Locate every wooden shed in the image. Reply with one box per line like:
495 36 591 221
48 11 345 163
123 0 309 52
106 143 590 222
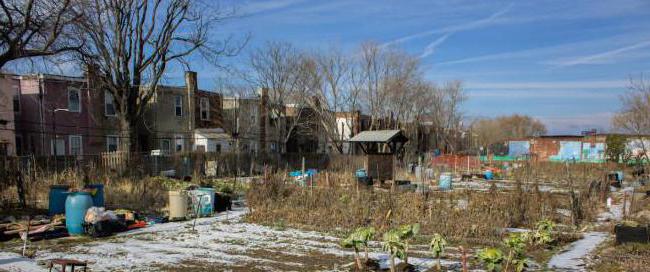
349 130 408 181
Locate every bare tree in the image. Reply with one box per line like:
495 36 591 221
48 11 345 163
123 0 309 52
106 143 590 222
613 76 650 160
471 114 546 150
428 80 466 153
78 0 243 150
304 47 350 153
0 0 83 69
249 41 314 152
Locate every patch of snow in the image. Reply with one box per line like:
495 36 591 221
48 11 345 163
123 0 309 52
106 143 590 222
0 252 43 272
0 207 452 271
547 232 608 271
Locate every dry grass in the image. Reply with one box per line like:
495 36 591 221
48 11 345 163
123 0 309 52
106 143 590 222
590 242 650 272
245 172 601 243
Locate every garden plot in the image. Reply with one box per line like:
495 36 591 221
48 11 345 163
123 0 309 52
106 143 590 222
0 207 454 271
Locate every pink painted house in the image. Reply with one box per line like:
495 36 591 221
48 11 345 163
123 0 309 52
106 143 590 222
14 74 120 156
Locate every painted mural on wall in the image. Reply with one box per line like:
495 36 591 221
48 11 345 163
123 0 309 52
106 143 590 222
508 141 530 158
582 142 605 162
549 141 582 161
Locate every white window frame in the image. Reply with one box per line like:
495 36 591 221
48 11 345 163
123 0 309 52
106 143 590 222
174 134 184 152
106 135 119 152
68 88 81 112
104 91 116 117
174 95 183 117
200 97 209 120
51 138 65 155
69 135 83 155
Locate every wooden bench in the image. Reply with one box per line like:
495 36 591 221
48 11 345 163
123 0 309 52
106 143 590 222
48 259 88 272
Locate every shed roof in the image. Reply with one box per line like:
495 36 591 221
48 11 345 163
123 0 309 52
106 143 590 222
349 130 407 143
195 128 231 140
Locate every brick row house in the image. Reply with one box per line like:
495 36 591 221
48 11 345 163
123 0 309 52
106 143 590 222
3 71 228 157
13 74 120 156
2 70 376 157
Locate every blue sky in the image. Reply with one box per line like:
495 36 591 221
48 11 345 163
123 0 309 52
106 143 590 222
9 0 650 134
194 0 650 134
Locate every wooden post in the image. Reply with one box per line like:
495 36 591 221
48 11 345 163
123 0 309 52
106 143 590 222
623 192 628 220
326 171 330 187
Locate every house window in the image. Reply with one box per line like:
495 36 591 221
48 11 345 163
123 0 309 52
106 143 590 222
0 143 7 156
68 88 81 112
13 84 20 113
69 135 82 155
175 135 184 152
13 94 19 112
174 95 182 117
200 97 209 120
216 144 221 153
105 91 116 116
15 135 22 155
106 135 119 152
161 139 171 153
51 138 65 155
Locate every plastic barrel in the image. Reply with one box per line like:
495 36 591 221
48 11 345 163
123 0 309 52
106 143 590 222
439 172 452 191
484 170 494 180
65 192 94 235
355 169 367 178
198 187 215 216
190 188 214 217
84 184 105 207
615 171 624 182
168 191 188 221
48 185 70 216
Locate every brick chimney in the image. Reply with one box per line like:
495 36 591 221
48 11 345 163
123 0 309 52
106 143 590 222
259 87 269 152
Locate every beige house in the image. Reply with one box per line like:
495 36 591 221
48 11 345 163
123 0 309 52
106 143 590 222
144 72 224 154
0 74 19 156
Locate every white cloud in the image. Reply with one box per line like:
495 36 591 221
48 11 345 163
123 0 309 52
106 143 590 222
419 34 450 58
239 0 305 15
382 3 514 49
537 112 615 134
547 40 650 67
467 80 628 90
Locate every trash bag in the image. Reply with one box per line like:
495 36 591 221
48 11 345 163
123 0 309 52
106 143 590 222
84 207 117 224
84 220 127 237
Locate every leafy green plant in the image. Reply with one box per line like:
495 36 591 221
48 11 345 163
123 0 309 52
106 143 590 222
341 227 376 270
532 219 555 246
503 233 528 272
383 229 406 272
395 223 420 263
381 224 420 272
430 233 448 271
477 247 504 272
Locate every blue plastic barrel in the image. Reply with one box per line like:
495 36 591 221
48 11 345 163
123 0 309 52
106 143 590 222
193 188 215 216
439 172 452 190
48 185 70 216
355 169 367 178
484 170 494 180
84 184 105 207
65 192 94 235
615 171 624 182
